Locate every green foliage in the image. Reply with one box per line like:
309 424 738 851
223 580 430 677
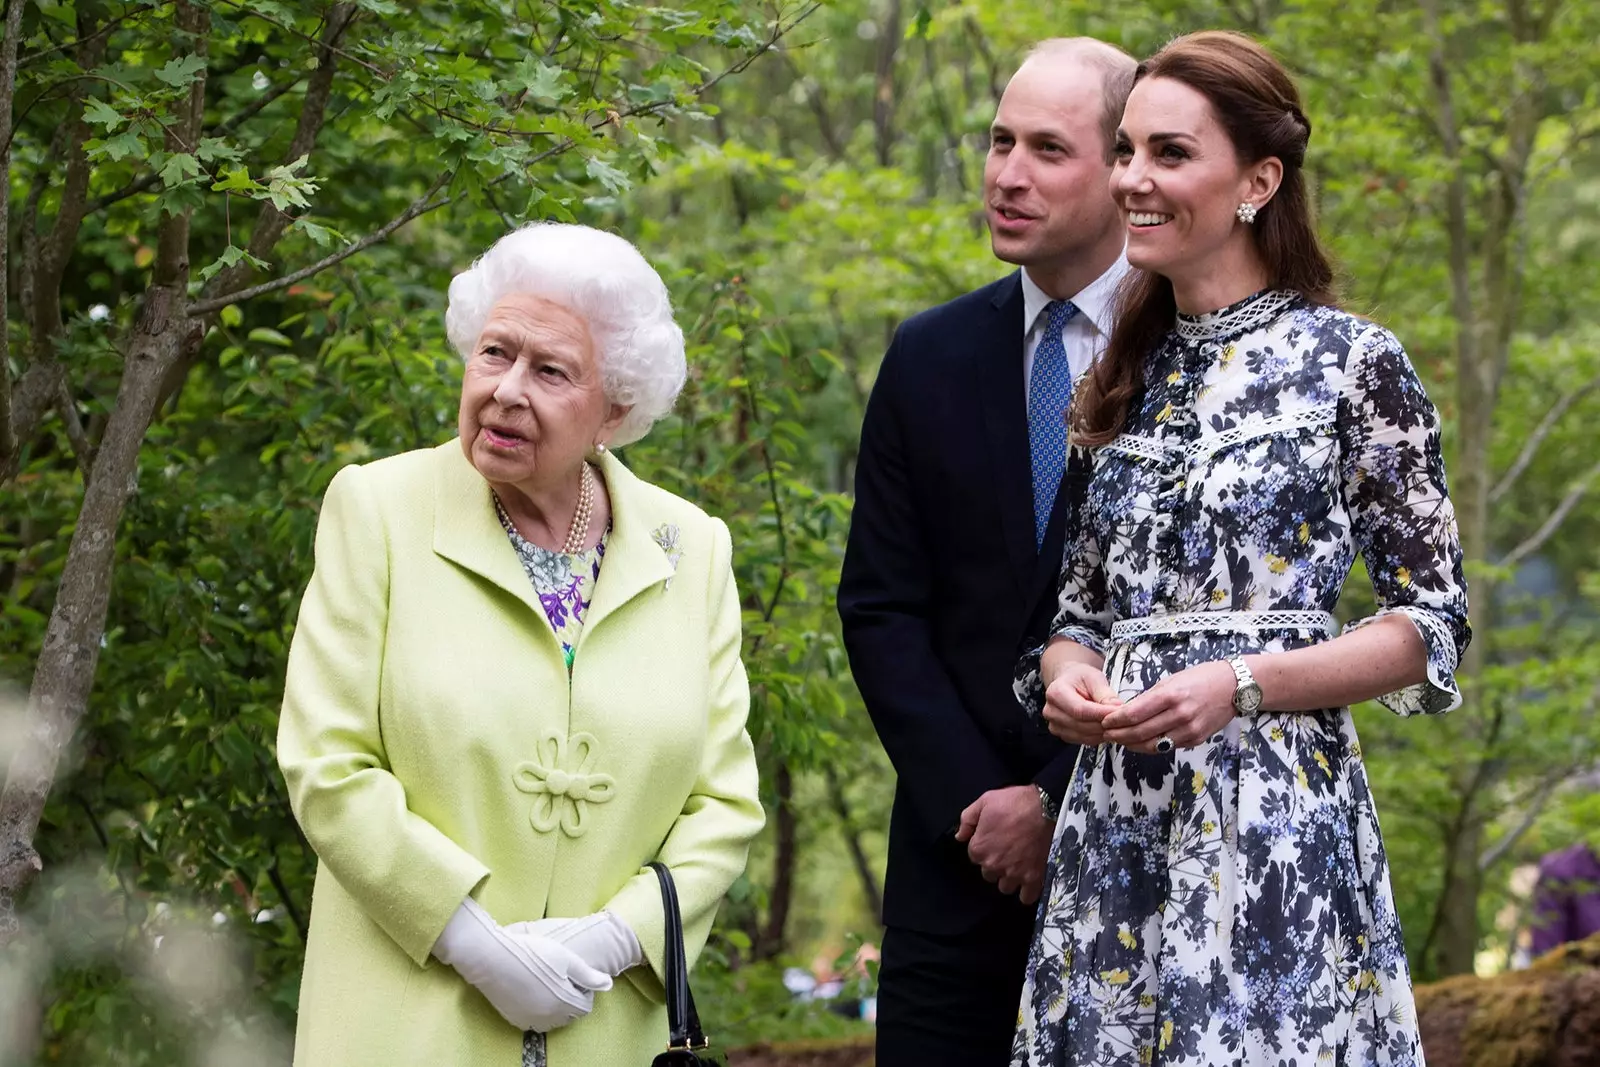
4 0 1600 1057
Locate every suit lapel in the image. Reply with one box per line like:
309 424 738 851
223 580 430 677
978 271 1038 596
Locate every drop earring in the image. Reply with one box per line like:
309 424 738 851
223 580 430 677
1236 202 1258 224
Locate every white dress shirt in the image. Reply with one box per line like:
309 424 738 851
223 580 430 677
1020 255 1130 406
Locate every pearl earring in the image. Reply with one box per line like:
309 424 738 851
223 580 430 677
1236 202 1258 224
594 442 607 455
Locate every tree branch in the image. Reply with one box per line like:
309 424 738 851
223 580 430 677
1479 774 1564 873
186 5 817 320
186 170 453 317
4 16 110 474
1500 457 1600 569
0 0 29 474
56 376 93 480
1479 678 1600 872
919 30 968 194
1490 373 1600 502
777 50 844 160
86 71 310 215
199 3 358 303
214 0 385 77
17 4 157 68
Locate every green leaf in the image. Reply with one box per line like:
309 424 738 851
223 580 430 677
585 156 630 195
220 304 243 328
211 165 259 194
157 152 202 188
195 137 243 164
89 130 145 163
197 244 270 283
512 57 568 104
83 99 125 130
247 328 292 348
264 154 318 211
289 217 340 247
153 54 208 89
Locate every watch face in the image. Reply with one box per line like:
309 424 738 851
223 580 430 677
1236 683 1264 714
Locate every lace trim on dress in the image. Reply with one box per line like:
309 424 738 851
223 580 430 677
1175 289 1303 343
1103 404 1338 465
1191 404 1338 461
1102 433 1169 463
1110 609 1338 641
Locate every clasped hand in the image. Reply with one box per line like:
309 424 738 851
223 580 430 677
433 899 638 1032
954 785 1052 904
1042 660 1237 753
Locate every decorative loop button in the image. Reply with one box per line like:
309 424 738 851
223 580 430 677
513 732 615 838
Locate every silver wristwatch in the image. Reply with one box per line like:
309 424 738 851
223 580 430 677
1228 656 1263 714
1036 784 1061 822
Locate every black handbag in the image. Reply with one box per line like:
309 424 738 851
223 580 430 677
648 862 724 1066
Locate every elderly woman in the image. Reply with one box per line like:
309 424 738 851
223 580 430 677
277 222 764 1067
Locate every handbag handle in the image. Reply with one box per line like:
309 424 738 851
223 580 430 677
648 862 708 1050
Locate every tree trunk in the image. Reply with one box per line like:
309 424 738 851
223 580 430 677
870 0 901 167
0 0 210 941
825 766 882 925
0 0 25 468
756 761 797 960
0 289 193 939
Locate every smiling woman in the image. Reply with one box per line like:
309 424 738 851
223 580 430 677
276 223 764 1067
1010 32 1469 1067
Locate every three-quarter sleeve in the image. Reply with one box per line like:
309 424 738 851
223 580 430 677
277 464 490 966
1013 454 1114 717
602 517 764 1001
1337 325 1471 715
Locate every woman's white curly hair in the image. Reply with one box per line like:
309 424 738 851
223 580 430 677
445 222 687 448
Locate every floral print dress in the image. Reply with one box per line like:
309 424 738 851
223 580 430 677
493 497 607 1067
1010 290 1470 1067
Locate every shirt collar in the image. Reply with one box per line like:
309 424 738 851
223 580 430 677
1020 253 1130 340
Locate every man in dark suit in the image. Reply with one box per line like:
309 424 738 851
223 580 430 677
838 39 1136 1065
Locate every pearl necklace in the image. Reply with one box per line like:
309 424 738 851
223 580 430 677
561 461 596 555
493 461 596 556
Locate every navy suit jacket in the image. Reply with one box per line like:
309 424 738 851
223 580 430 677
839 272 1082 935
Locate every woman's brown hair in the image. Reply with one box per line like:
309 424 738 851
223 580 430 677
1073 31 1338 447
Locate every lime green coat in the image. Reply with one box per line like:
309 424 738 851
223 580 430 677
278 441 764 1066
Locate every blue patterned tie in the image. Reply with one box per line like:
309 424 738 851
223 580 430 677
1028 300 1079 547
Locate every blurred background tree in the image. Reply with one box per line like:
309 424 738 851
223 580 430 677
0 0 1597 1061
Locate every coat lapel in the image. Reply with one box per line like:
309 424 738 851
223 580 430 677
432 442 546 619
432 444 676 633
582 451 676 633
978 272 1038 596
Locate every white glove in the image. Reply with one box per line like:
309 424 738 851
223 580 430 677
508 911 644 977
432 898 612 1032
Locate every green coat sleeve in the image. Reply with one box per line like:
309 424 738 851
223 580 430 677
278 464 490 966
605 517 766 999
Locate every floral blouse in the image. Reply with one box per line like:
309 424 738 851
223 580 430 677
495 498 607 672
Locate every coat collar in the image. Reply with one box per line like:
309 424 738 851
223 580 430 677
432 442 677 629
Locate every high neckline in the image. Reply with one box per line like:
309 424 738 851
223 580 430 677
1175 288 1303 344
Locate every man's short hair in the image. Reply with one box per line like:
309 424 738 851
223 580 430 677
1022 37 1138 161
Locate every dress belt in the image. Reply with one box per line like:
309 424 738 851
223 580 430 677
1109 609 1338 642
